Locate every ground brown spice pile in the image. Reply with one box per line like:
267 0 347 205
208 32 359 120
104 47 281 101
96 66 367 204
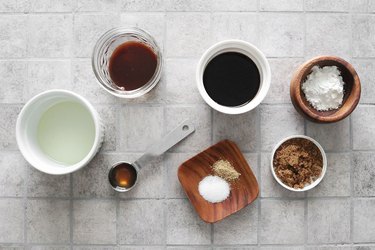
212 159 240 182
273 138 323 189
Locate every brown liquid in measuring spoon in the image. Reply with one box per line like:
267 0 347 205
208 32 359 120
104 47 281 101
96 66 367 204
109 41 158 91
109 163 137 189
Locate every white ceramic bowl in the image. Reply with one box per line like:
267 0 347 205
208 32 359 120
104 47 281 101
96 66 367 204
270 135 327 192
196 40 271 114
16 90 104 175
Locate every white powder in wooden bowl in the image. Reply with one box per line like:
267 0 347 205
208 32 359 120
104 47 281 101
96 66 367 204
198 175 230 203
301 65 345 111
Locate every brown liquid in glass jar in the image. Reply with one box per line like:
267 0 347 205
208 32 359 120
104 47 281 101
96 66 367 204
108 41 157 91
109 163 137 189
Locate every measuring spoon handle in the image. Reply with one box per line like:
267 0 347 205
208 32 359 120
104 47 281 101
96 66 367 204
133 119 195 169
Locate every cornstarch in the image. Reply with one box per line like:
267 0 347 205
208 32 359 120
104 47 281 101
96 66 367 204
301 65 345 111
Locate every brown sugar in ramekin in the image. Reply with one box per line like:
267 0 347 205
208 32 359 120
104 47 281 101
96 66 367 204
273 138 323 189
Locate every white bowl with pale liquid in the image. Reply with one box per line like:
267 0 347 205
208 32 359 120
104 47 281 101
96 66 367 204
16 89 104 175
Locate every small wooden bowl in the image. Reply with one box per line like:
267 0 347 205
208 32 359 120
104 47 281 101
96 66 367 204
290 56 361 123
178 140 259 223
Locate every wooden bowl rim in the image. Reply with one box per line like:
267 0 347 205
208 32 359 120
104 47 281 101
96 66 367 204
290 55 361 123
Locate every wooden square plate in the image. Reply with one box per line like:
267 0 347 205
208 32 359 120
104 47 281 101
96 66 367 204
178 140 259 223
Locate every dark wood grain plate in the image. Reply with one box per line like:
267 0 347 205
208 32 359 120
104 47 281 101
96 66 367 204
177 140 259 223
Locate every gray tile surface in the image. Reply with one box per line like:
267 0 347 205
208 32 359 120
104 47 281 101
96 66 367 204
120 106 164 152
0 15 27 58
353 152 375 196
166 13 211 58
306 13 350 61
26 60 72 100
73 14 119 57
0 1 373 248
120 0 164 12
213 109 258 152
29 0 73 12
0 199 24 243
164 58 203 104
118 200 164 244
352 106 375 150
213 202 258 244
73 200 116 244
26 199 70 243
351 0 375 13
307 199 351 243
0 61 27 103
0 105 22 150
305 0 349 12
29 247 70 250
0 152 27 197
353 199 375 242
75 0 117 12
28 167 70 197
211 0 257 11
28 15 72 58
260 105 305 151
211 13 258 45
352 59 375 104
260 200 305 244
306 119 350 152
353 15 375 58
166 199 211 245
259 13 304 57
260 0 304 11
264 58 304 104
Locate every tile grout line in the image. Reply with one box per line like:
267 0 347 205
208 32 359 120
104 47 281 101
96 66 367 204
255 0 262 246
23 159 29 247
256 108 262 246
69 174 74 250
116 194 120 248
0 10 362 15
69 9 75 249
302 0 309 247
3 195 373 200
208 4 214 246
23 9 31 249
349 1 355 246
163 3 168 247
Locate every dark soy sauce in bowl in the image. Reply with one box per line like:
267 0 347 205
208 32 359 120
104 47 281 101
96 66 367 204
203 52 260 107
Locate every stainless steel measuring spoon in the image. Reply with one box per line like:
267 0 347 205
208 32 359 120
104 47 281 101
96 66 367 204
108 119 195 192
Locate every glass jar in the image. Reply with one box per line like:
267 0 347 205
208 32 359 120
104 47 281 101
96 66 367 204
92 27 163 98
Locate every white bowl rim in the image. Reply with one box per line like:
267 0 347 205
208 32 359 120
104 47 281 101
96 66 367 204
196 39 271 115
16 89 103 175
270 135 327 192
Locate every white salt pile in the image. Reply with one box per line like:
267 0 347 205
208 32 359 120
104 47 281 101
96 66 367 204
198 175 230 203
302 65 345 111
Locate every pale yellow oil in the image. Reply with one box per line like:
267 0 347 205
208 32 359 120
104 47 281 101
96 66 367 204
37 101 96 165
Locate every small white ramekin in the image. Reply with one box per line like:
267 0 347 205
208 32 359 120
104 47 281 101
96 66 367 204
196 40 271 114
16 89 104 175
270 135 327 192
